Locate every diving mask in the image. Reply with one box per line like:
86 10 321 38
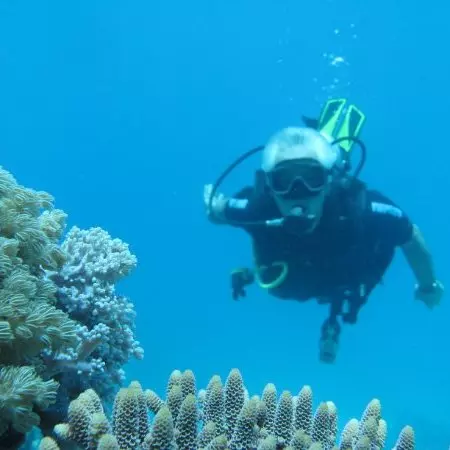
266 158 329 200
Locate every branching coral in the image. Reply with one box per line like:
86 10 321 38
47 226 143 402
44 368 416 450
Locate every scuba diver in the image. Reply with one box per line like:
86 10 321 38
203 98 444 363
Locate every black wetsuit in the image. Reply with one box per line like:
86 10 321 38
223 181 413 324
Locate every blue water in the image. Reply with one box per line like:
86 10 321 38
1 1 449 448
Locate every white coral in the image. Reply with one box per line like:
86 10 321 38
49 226 142 400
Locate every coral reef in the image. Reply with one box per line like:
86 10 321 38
0 164 418 450
42 368 416 449
0 166 142 444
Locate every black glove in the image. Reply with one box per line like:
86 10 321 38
231 268 255 300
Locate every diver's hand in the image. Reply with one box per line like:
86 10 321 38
231 268 255 300
415 280 444 309
203 184 228 224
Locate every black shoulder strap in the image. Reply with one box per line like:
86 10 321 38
327 177 368 222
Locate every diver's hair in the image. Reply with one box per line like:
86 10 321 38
261 126 340 172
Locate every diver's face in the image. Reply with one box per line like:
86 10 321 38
266 157 330 231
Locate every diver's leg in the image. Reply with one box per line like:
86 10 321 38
319 299 343 363
342 296 366 324
341 281 377 324
319 316 341 363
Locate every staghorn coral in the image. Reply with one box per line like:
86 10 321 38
274 391 294 445
393 426 415 450
224 368 246 440
47 226 143 403
53 381 149 450
39 436 61 450
261 383 277 435
46 369 416 450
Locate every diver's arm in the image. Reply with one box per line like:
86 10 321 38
401 224 437 289
367 191 436 286
367 191 442 304
204 184 230 224
207 193 229 224
204 184 258 226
